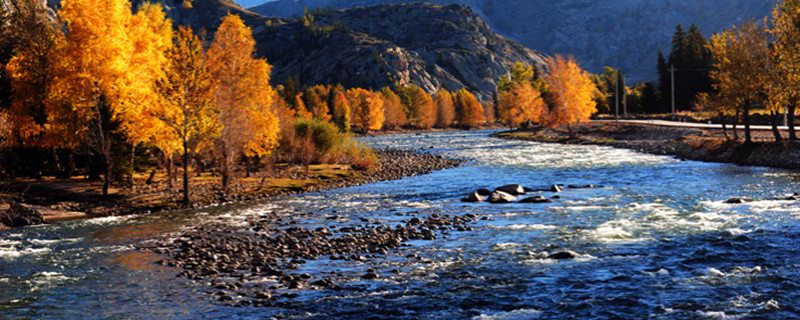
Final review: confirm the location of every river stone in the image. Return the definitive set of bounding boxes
[495,184,526,195]
[550,184,564,192]
[462,191,484,202]
[725,198,746,204]
[519,195,553,203]
[476,188,492,196]
[488,191,516,203]
[550,250,580,259]
[0,202,44,228]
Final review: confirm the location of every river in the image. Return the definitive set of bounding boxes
[3,130,800,319]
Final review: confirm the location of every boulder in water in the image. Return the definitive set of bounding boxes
[550,184,564,192]
[519,195,553,203]
[568,184,597,189]
[476,188,492,196]
[494,184,526,195]
[724,198,746,204]
[462,191,484,202]
[549,250,580,259]
[488,191,516,203]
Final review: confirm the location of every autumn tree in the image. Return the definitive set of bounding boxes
[117,2,174,182]
[303,85,331,122]
[208,14,280,192]
[434,89,455,128]
[709,21,769,143]
[769,0,800,141]
[497,82,547,129]
[5,0,62,147]
[405,85,436,129]
[381,87,407,130]
[544,55,597,135]
[454,88,484,128]
[157,26,220,203]
[329,84,351,132]
[56,0,134,196]
[347,88,385,133]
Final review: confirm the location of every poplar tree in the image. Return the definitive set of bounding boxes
[208,13,280,193]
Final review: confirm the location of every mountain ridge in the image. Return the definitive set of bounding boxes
[252,0,779,82]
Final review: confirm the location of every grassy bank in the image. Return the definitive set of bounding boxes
[0,149,463,226]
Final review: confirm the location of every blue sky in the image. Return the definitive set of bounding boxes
[236,0,271,9]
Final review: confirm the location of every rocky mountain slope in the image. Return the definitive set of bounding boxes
[36,0,545,101]
[252,0,778,82]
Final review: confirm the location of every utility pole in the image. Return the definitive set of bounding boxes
[669,64,677,114]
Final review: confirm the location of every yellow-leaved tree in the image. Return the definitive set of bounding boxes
[347,87,385,133]
[454,88,484,128]
[497,82,547,129]
[380,87,407,130]
[544,55,597,136]
[207,13,280,193]
[117,2,174,182]
[406,85,436,129]
[157,26,220,203]
[5,0,63,148]
[769,1,800,141]
[709,21,769,144]
[56,0,133,196]
[434,89,455,128]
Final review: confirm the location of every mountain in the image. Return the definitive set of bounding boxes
[252,0,779,82]
[150,0,546,101]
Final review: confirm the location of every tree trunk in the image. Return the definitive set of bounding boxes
[770,110,783,143]
[789,101,797,141]
[743,103,752,144]
[182,134,190,204]
[165,154,173,189]
[128,144,136,186]
[221,144,231,194]
[733,111,740,141]
[93,94,113,197]
[720,112,728,139]
[65,151,74,179]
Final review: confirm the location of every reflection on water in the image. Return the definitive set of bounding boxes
[3,130,800,319]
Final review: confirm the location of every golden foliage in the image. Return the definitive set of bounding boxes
[304,85,332,122]
[380,87,407,129]
[434,89,455,128]
[346,87,385,132]
[4,0,62,147]
[208,13,280,191]
[156,25,219,156]
[709,22,769,109]
[118,2,174,149]
[498,82,547,129]
[543,55,597,128]
[454,88,484,128]
[406,85,436,129]
[330,89,351,132]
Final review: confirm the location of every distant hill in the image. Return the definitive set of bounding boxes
[252,0,779,82]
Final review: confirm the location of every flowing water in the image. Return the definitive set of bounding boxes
[3,130,800,319]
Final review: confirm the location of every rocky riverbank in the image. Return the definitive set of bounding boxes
[494,122,800,170]
[0,148,464,229]
[149,211,482,307]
